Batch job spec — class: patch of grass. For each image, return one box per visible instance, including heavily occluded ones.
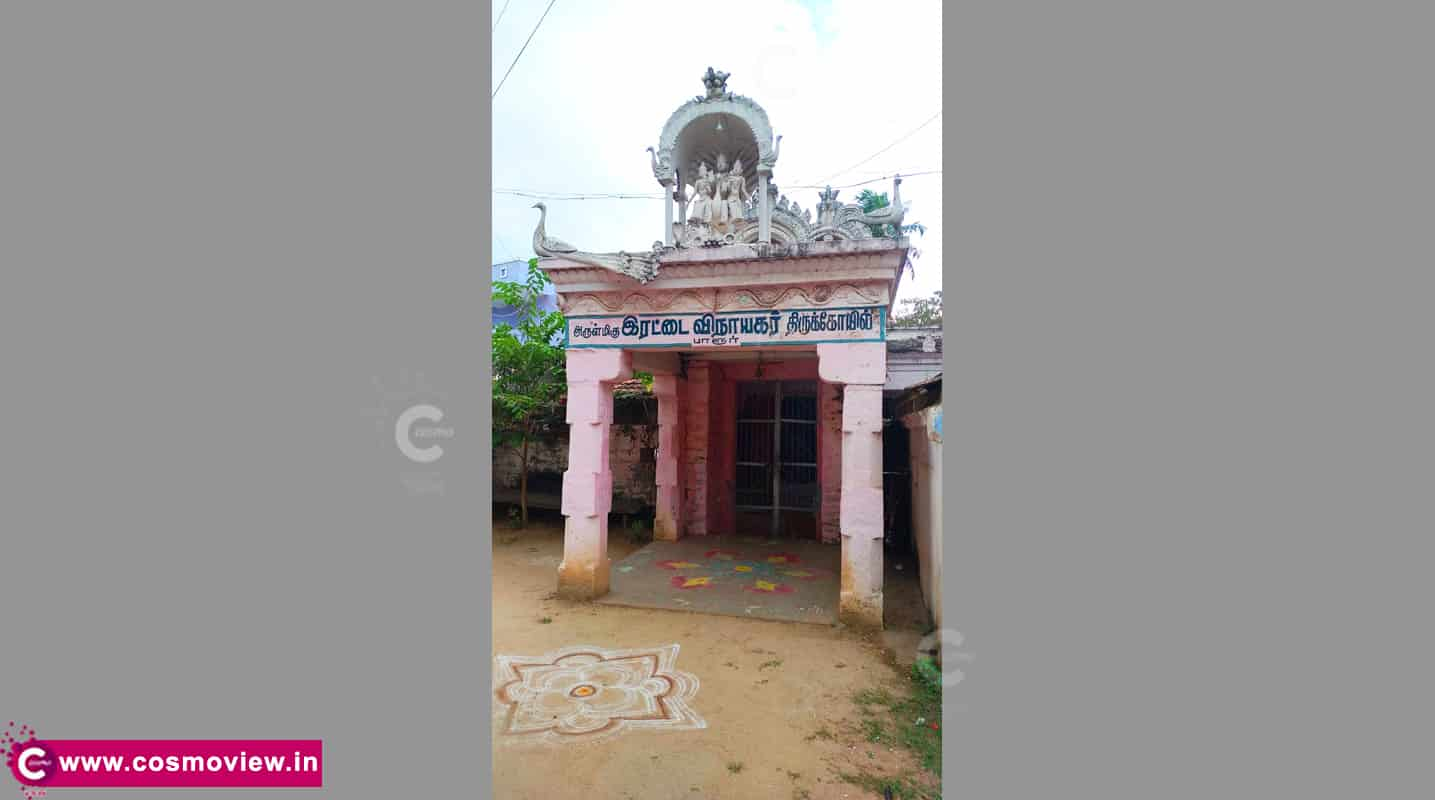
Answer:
[912,656,943,696]
[538,617,553,624]
[851,658,943,776]
[726,761,743,775]
[896,723,940,775]
[806,726,835,742]
[837,772,934,800]
[854,687,897,706]
[785,770,801,781]
[758,659,783,671]
[902,658,944,774]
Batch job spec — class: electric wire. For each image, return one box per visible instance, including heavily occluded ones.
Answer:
[492,0,558,100]
[492,170,940,201]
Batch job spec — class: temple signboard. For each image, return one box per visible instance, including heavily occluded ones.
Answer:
[564,305,886,350]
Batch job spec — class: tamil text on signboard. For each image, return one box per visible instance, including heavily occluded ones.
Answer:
[565,305,885,349]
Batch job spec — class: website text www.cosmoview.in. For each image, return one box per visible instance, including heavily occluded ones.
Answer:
[7,739,322,789]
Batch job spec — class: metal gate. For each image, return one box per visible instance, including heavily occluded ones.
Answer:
[735,380,819,538]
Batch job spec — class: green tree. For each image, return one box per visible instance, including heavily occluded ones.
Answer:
[891,291,942,328]
[492,258,567,526]
[856,187,928,239]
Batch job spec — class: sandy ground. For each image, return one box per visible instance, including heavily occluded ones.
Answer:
[491,515,937,800]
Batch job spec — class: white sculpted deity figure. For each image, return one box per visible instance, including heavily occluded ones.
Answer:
[719,158,750,230]
[686,162,717,229]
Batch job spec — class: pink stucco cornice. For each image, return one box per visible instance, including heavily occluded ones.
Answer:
[540,238,909,317]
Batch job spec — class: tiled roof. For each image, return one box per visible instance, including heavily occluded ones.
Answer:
[887,333,943,353]
[612,378,652,397]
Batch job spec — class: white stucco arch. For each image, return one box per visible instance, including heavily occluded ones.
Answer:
[655,92,777,189]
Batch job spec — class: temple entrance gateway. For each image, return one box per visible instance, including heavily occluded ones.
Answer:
[735,380,820,539]
[536,68,910,629]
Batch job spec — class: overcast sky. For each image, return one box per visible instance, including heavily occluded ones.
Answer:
[492,0,943,304]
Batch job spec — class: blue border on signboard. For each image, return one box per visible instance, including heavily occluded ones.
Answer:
[563,305,887,350]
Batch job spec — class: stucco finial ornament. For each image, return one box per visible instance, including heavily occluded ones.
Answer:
[647,145,673,184]
[815,185,842,227]
[701,66,730,100]
[531,202,660,283]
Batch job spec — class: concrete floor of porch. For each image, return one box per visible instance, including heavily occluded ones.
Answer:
[596,533,931,631]
[597,535,839,624]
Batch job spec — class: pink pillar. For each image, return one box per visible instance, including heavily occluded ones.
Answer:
[557,348,632,600]
[819,379,844,543]
[682,362,712,537]
[653,373,685,541]
[818,342,887,629]
[708,367,737,537]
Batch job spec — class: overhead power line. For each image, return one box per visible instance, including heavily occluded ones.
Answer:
[809,111,942,185]
[492,0,513,33]
[785,170,941,191]
[494,189,664,200]
[492,0,557,100]
[495,233,523,263]
[492,170,941,201]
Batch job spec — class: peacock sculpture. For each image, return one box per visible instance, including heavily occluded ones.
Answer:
[646,146,673,184]
[530,203,579,257]
[853,174,908,236]
[530,202,660,283]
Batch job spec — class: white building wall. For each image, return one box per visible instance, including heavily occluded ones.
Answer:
[903,404,943,627]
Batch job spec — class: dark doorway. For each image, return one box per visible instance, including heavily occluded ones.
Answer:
[882,397,914,554]
[734,380,819,538]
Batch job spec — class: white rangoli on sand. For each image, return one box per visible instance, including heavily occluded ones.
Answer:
[493,644,706,743]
